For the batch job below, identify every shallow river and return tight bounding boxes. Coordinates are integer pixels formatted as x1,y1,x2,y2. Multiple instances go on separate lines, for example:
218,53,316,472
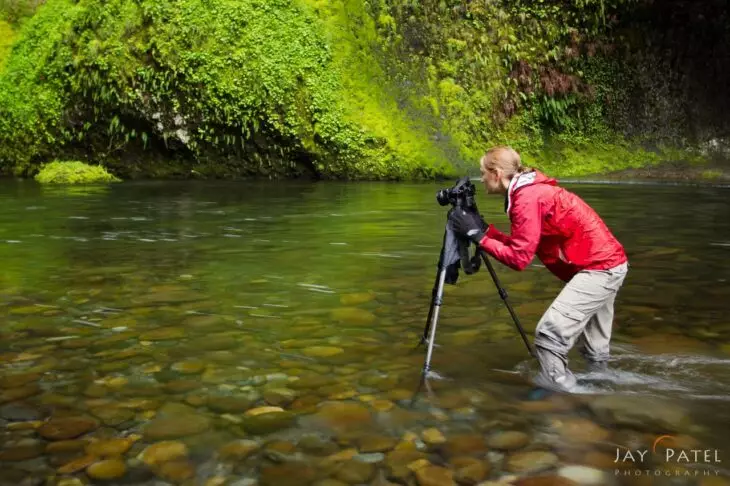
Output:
0,179,729,486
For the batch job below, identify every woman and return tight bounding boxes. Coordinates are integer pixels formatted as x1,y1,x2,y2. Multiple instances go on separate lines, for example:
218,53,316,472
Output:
449,145,629,392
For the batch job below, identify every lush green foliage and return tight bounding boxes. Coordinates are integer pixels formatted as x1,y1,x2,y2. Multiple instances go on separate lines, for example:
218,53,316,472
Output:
0,0,714,180
35,160,121,183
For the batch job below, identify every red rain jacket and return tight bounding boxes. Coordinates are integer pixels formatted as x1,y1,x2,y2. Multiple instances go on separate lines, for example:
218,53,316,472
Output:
479,170,627,282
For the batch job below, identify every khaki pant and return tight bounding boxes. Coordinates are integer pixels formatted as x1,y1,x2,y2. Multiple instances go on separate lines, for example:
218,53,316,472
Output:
533,262,629,391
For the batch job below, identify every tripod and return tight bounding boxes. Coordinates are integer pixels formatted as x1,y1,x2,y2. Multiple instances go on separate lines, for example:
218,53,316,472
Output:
413,219,536,400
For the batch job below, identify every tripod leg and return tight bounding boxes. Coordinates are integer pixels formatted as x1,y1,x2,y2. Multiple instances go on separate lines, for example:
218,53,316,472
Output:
423,267,448,373
478,249,536,359
419,268,441,346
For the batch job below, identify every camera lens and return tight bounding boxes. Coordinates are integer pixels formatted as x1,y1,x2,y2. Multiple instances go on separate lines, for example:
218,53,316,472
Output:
436,189,450,206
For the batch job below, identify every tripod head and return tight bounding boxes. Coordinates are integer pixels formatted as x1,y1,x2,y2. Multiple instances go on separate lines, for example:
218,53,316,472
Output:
436,176,482,277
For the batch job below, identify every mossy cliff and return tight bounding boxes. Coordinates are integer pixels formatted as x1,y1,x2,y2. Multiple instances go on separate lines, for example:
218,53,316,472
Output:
1,0,727,180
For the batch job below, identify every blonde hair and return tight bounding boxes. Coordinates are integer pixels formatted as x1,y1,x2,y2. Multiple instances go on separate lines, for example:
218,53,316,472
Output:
480,145,529,179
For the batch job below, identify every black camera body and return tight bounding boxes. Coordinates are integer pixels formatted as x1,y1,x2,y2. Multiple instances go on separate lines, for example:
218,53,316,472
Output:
436,176,477,210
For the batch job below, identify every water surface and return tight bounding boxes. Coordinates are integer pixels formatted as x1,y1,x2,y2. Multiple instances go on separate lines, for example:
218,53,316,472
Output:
1,179,729,485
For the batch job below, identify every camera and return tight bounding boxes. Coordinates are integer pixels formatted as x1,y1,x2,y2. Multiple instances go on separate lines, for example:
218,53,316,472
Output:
436,176,477,209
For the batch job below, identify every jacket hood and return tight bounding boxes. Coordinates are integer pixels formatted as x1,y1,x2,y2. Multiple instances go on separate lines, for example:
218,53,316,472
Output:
505,169,557,213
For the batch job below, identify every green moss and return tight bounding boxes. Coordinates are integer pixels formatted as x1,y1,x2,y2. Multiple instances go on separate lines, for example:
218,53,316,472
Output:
35,160,121,184
0,20,16,70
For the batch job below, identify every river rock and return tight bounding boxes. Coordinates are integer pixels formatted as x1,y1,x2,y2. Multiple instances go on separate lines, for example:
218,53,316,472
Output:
314,402,373,431
302,346,345,358
334,459,376,484
38,416,99,440
587,395,690,432
385,450,428,480
548,417,610,444
139,327,186,341
46,440,89,454
90,407,135,426
87,459,127,480
264,388,297,407
331,308,377,324
451,456,489,484
0,384,41,404
157,459,196,482
422,428,446,446
241,411,296,435
171,359,207,374
441,434,488,457
0,402,46,421
557,465,607,485
0,439,45,461
142,414,211,440
218,440,259,460
141,441,189,466
0,372,40,388
415,465,456,486
260,462,317,486
85,438,134,457
57,455,98,474
514,476,579,486
358,435,397,453
244,406,285,417
506,451,560,473
487,431,530,450
340,292,376,306
207,394,258,413
297,435,338,456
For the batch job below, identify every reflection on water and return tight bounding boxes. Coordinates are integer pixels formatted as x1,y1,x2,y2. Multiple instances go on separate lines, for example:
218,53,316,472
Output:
0,179,729,485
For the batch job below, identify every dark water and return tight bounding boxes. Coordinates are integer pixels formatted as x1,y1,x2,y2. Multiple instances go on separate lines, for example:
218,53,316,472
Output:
1,179,729,485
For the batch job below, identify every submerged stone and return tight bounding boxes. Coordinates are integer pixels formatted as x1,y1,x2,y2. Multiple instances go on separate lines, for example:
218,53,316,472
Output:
38,416,99,440
142,414,211,440
87,459,127,480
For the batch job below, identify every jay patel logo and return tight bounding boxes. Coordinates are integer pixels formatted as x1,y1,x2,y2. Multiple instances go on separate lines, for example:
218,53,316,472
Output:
614,435,722,477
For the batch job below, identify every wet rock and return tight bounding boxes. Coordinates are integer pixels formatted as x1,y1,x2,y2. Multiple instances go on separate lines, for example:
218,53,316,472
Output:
506,451,559,474
141,441,189,466
241,411,296,435
487,431,529,451
85,438,135,457
0,402,46,421
142,413,211,440
557,465,607,485
314,402,372,431
313,480,349,486
171,359,207,374
264,388,297,407
451,456,489,485
547,417,610,444
331,308,377,324
163,379,201,394
207,394,258,413
302,346,345,358
86,458,127,480
334,459,376,484
0,384,41,404
260,462,317,486
38,416,99,440
441,434,488,457
384,450,428,480
0,372,41,388
415,465,456,486
422,428,446,446
370,400,395,412
0,439,46,461
57,454,97,474
46,439,89,454
218,440,259,460
90,407,135,426
298,435,338,456
157,459,196,482
244,406,285,416
358,435,397,453
587,395,690,432
139,327,186,341
515,476,579,486
340,292,376,306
